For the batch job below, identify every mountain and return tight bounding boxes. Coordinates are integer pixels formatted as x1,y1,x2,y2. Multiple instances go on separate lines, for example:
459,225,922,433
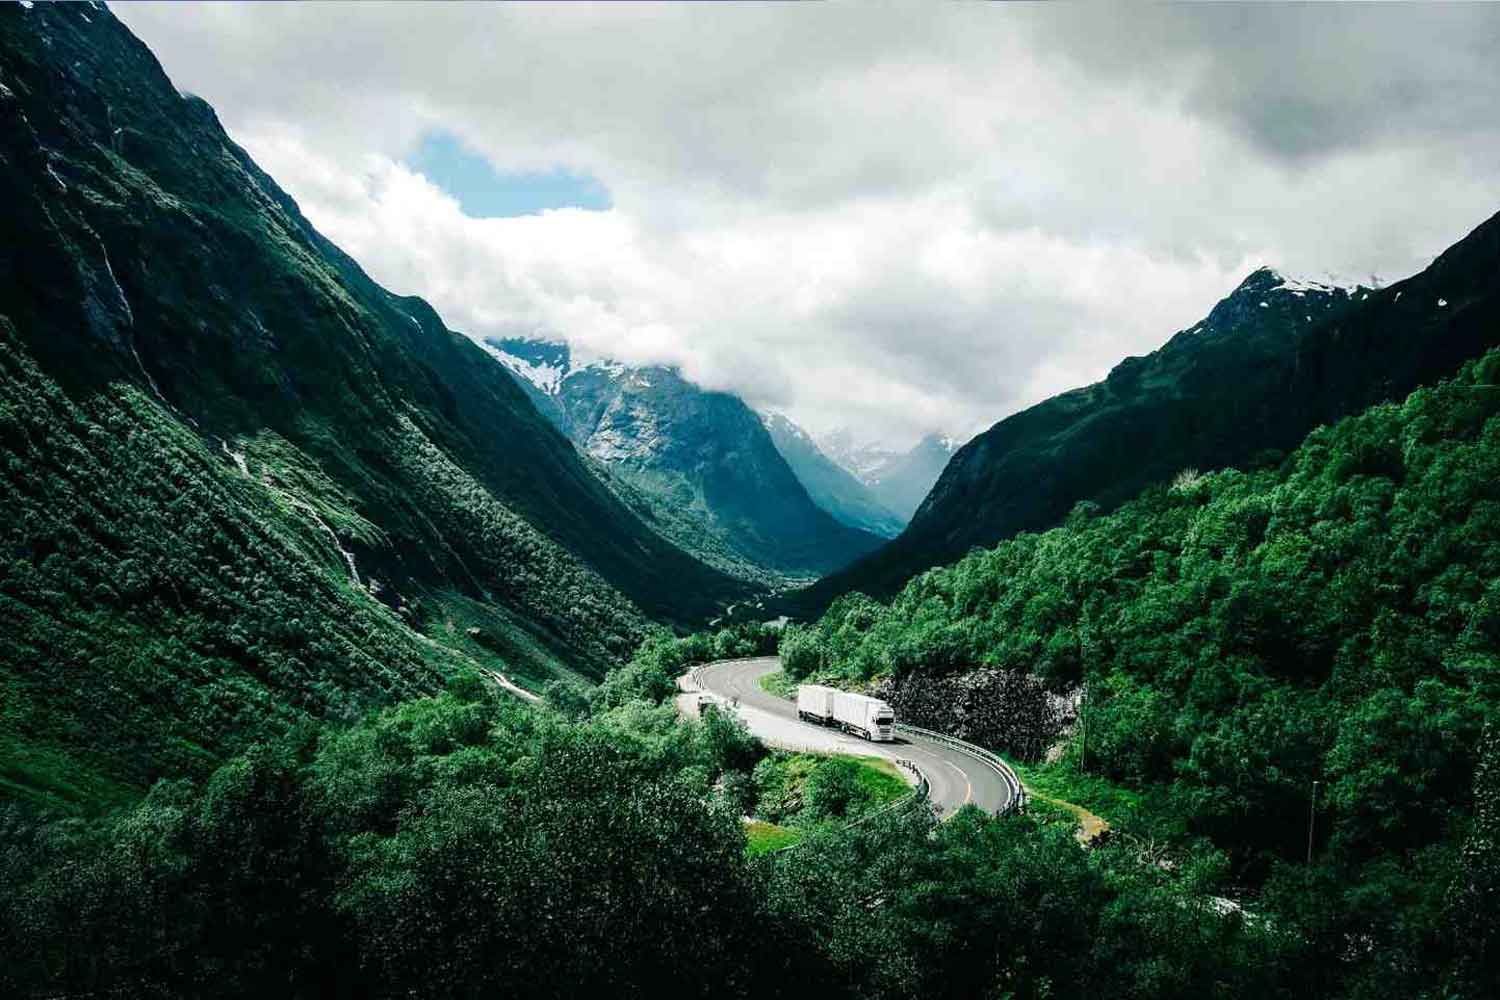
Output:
0,3,751,806
870,433,960,519
759,411,904,538
817,429,958,520
797,214,1500,609
815,429,900,484
484,338,886,582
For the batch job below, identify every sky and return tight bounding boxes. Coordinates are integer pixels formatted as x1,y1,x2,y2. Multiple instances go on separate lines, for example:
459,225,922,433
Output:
403,131,611,218
114,2,1500,449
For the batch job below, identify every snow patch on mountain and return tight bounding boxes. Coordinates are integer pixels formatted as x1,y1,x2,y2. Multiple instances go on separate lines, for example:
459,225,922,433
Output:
483,342,568,395
1268,268,1383,295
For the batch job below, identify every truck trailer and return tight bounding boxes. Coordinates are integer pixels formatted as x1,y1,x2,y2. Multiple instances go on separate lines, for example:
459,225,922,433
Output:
796,684,836,724
796,684,896,742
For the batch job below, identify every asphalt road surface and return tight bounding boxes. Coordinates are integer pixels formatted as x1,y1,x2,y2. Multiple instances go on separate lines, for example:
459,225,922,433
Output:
685,656,1018,818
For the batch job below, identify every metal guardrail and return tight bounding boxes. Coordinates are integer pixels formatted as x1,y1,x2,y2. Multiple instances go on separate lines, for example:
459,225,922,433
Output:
896,723,1026,817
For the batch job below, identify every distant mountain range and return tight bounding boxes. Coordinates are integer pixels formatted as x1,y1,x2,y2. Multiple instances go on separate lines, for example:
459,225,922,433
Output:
816,430,959,521
758,412,905,539
483,338,885,583
796,213,1500,610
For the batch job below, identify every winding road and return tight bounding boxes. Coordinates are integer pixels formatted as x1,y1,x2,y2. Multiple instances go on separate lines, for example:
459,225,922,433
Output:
682,657,1019,818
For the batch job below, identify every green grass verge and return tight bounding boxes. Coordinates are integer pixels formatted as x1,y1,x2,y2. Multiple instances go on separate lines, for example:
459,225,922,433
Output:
847,754,910,801
744,819,801,856
748,751,913,852
757,668,798,701
1009,759,1185,841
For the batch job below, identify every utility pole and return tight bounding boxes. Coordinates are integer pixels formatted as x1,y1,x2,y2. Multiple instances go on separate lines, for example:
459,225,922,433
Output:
1307,780,1322,864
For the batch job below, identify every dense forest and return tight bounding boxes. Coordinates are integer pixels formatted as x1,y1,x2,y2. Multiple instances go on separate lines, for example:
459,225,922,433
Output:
782,348,1500,995
11,625,1457,1000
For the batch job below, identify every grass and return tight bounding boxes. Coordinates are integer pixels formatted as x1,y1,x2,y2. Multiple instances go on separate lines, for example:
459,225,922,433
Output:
744,752,913,856
752,671,1151,844
1010,759,1185,843
744,819,801,856
847,754,911,801
757,668,798,701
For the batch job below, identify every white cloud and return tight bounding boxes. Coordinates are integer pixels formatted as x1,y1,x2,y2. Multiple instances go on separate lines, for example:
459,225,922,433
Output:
114,2,1500,447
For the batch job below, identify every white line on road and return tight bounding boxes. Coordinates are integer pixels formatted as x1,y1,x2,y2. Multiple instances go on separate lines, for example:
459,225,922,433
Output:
944,759,973,805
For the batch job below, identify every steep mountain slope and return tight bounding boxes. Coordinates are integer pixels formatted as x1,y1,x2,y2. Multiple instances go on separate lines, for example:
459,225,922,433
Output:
759,411,904,538
870,433,959,519
0,3,746,806
817,430,958,520
485,338,886,580
799,211,1500,608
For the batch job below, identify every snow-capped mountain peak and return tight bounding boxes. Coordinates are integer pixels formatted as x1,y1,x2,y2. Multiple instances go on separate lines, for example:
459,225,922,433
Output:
482,337,673,397
483,345,568,395
482,337,573,395
1267,268,1383,295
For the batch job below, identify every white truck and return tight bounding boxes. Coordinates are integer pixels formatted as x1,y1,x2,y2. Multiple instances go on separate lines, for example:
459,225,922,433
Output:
796,684,896,742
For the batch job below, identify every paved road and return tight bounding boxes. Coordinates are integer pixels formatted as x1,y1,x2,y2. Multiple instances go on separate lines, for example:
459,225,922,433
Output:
684,657,1017,818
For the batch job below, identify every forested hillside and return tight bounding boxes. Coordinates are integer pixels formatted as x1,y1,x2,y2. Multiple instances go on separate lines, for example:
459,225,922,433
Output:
0,632,1356,1000
801,213,1500,609
6,619,1492,999
782,348,1500,996
0,3,745,807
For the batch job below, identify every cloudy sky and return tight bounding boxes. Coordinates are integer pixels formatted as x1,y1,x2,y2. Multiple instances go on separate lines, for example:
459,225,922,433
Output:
116,3,1500,448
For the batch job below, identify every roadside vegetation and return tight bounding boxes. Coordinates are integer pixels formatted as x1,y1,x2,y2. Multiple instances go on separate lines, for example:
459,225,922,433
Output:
8,624,1438,1000
743,819,801,856
752,752,909,825
779,349,1500,997
741,753,909,857
7,352,1497,996
757,667,800,701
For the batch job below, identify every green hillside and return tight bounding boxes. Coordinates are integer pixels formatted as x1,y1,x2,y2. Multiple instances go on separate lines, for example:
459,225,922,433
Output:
0,2,746,808
783,348,1500,996
801,213,1500,610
